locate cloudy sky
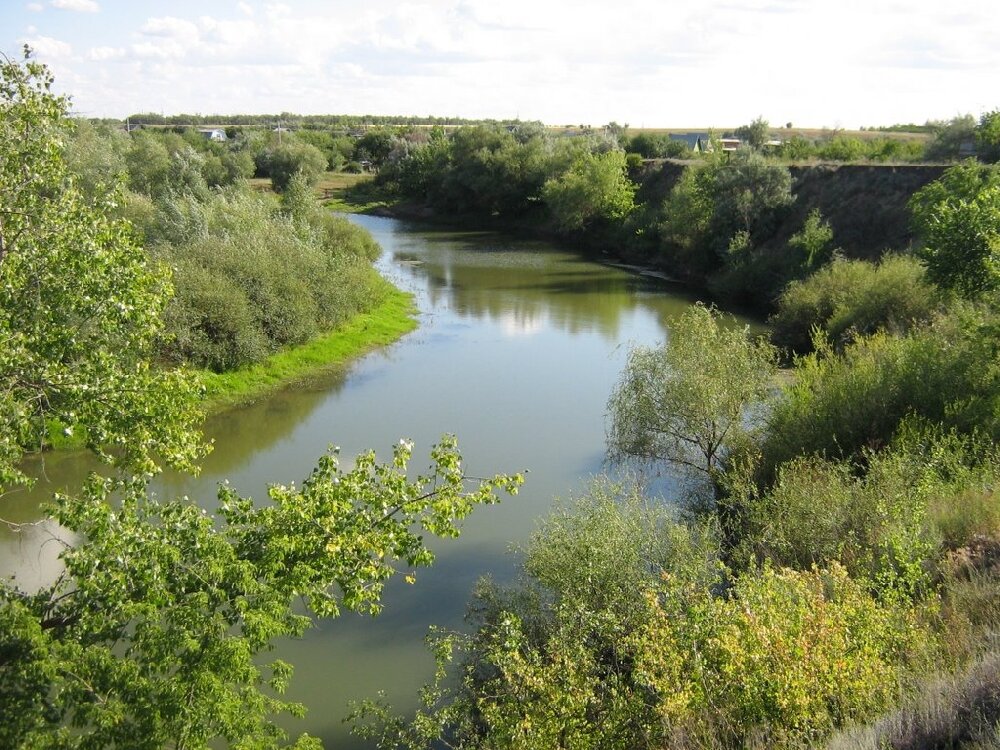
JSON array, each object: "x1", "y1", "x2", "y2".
[{"x1": 2, "y1": 0, "x2": 997, "y2": 128}]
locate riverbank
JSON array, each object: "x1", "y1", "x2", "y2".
[{"x1": 198, "y1": 285, "x2": 417, "y2": 413}]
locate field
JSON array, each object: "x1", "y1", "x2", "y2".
[{"x1": 547, "y1": 124, "x2": 931, "y2": 143}]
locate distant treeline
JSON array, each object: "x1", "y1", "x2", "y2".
[
  {"x1": 119, "y1": 112, "x2": 531, "y2": 129},
  {"x1": 362, "y1": 114, "x2": 1000, "y2": 313}
]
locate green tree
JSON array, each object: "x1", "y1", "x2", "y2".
[
  {"x1": 708, "y1": 151, "x2": 793, "y2": 255},
  {"x1": 2, "y1": 439, "x2": 521, "y2": 749},
  {"x1": 0, "y1": 49, "x2": 203, "y2": 486},
  {"x1": 925, "y1": 114, "x2": 977, "y2": 161},
  {"x1": 976, "y1": 109, "x2": 1000, "y2": 163},
  {"x1": 788, "y1": 208, "x2": 835, "y2": 269},
  {"x1": 542, "y1": 149, "x2": 636, "y2": 232},
  {"x1": 910, "y1": 161, "x2": 1000, "y2": 297},
  {"x1": 606, "y1": 304, "x2": 777, "y2": 501},
  {"x1": 125, "y1": 129, "x2": 173, "y2": 197},
  {"x1": 735, "y1": 116, "x2": 770, "y2": 150},
  {"x1": 260, "y1": 140, "x2": 327, "y2": 192}
]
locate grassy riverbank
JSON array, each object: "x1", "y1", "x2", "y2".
[{"x1": 198, "y1": 284, "x2": 416, "y2": 412}]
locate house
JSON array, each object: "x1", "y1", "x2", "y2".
[
  {"x1": 670, "y1": 134, "x2": 743, "y2": 153},
  {"x1": 669, "y1": 132, "x2": 705, "y2": 151},
  {"x1": 198, "y1": 128, "x2": 227, "y2": 142},
  {"x1": 695, "y1": 136, "x2": 742, "y2": 152}
]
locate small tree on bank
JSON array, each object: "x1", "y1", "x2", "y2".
[{"x1": 606, "y1": 304, "x2": 777, "y2": 503}]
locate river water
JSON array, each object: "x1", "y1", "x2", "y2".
[{"x1": 1, "y1": 214, "x2": 733, "y2": 747}]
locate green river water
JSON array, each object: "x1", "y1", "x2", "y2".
[{"x1": 1, "y1": 214, "x2": 747, "y2": 747}]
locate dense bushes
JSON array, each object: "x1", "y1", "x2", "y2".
[
  {"x1": 654, "y1": 152, "x2": 794, "y2": 299},
  {"x1": 136, "y1": 184, "x2": 388, "y2": 372},
  {"x1": 356, "y1": 479, "x2": 931, "y2": 750},
  {"x1": 62, "y1": 118, "x2": 392, "y2": 374},
  {"x1": 769, "y1": 255, "x2": 936, "y2": 353},
  {"x1": 255, "y1": 140, "x2": 328, "y2": 192},
  {"x1": 759, "y1": 305, "x2": 1000, "y2": 477}
]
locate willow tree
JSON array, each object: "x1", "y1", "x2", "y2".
[{"x1": 606, "y1": 304, "x2": 776, "y2": 502}]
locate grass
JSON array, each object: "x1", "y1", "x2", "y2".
[
  {"x1": 246, "y1": 171, "x2": 390, "y2": 213},
  {"x1": 198, "y1": 285, "x2": 417, "y2": 413},
  {"x1": 320, "y1": 171, "x2": 393, "y2": 214}
]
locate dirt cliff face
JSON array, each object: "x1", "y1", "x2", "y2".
[
  {"x1": 780, "y1": 164, "x2": 948, "y2": 259},
  {"x1": 637, "y1": 160, "x2": 948, "y2": 260}
]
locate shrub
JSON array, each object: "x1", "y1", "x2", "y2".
[
  {"x1": 258, "y1": 140, "x2": 328, "y2": 192},
  {"x1": 788, "y1": 208, "x2": 835, "y2": 270},
  {"x1": 729, "y1": 428, "x2": 1000, "y2": 599},
  {"x1": 153, "y1": 185, "x2": 388, "y2": 371},
  {"x1": 910, "y1": 161, "x2": 1000, "y2": 298},
  {"x1": 770, "y1": 255, "x2": 936, "y2": 354},
  {"x1": 697, "y1": 564, "x2": 924, "y2": 747},
  {"x1": 760, "y1": 306, "x2": 1000, "y2": 478},
  {"x1": 357, "y1": 479, "x2": 932, "y2": 750}
]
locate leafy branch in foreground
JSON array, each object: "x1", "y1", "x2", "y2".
[
  {"x1": 0, "y1": 437, "x2": 522, "y2": 749},
  {"x1": 0, "y1": 47, "x2": 205, "y2": 489}
]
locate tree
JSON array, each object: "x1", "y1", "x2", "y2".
[
  {"x1": 606, "y1": 304, "x2": 776, "y2": 501},
  {"x1": 735, "y1": 116, "x2": 770, "y2": 151},
  {"x1": 788, "y1": 208, "x2": 834, "y2": 269},
  {"x1": 1, "y1": 439, "x2": 522, "y2": 749},
  {"x1": 910, "y1": 160, "x2": 1000, "y2": 298},
  {"x1": 709, "y1": 151, "x2": 793, "y2": 253},
  {"x1": 260, "y1": 140, "x2": 327, "y2": 192},
  {"x1": 0, "y1": 51, "x2": 523, "y2": 747},
  {"x1": 925, "y1": 114, "x2": 977, "y2": 161},
  {"x1": 976, "y1": 109, "x2": 1000, "y2": 163},
  {"x1": 542, "y1": 150, "x2": 636, "y2": 232},
  {"x1": 0, "y1": 49, "x2": 203, "y2": 487}
]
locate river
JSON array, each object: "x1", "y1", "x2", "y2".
[{"x1": 1, "y1": 214, "x2": 734, "y2": 747}]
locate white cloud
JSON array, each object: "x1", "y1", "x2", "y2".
[
  {"x1": 140, "y1": 16, "x2": 200, "y2": 39},
  {"x1": 22, "y1": 35, "x2": 73, "y2": 59},
  {"x1": 50, "y1": 0, "x2": 99, "y2": 12},
  {"x1": 87, "y1": 46, "x2": 124, "y2": 61},
  {"x1": 30, "y1": 0, "x2": 1000, "y2": 127},
  {"x1": 132, "y1": 16, "x2": 201, "y2": 59},
  {"x1": 26, "y1": 2, "x2": 44, "y2": 11},
  {"x1": 265, "y1": 3, "x2": 291, "y2": 19}
]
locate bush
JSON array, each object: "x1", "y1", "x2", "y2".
[
  {"x1": 729, "y1": 428, "x2": 1000, "y2": 599},
  {"x1": 693, "y1": 563, "x2": 924, "y2": 748},
  {"x1": 760, "y1": 307, "x2": 1000, "y2": 479},
  {"x1": 770, "y1": 255, "x2": 937, "y2": 354},
  {"x1": 542, "y1": 149, "x2": 636, "y2": 231},
  {"x1": 357, "y1": 478, "x2": 931, "y2": 750},
  {"x1": 257, "y1": 140, "x2": 328, "y2": 192},
  {"x1": 910, "y1": 161, "x2": 1000, "y2": 298},
  {"x1": 152, "y1": 185, "x2": 388, "y2": 371}
]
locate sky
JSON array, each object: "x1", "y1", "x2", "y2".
[{"x1": 2, "y1": 0, "x2": 997, "y2": 128}]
